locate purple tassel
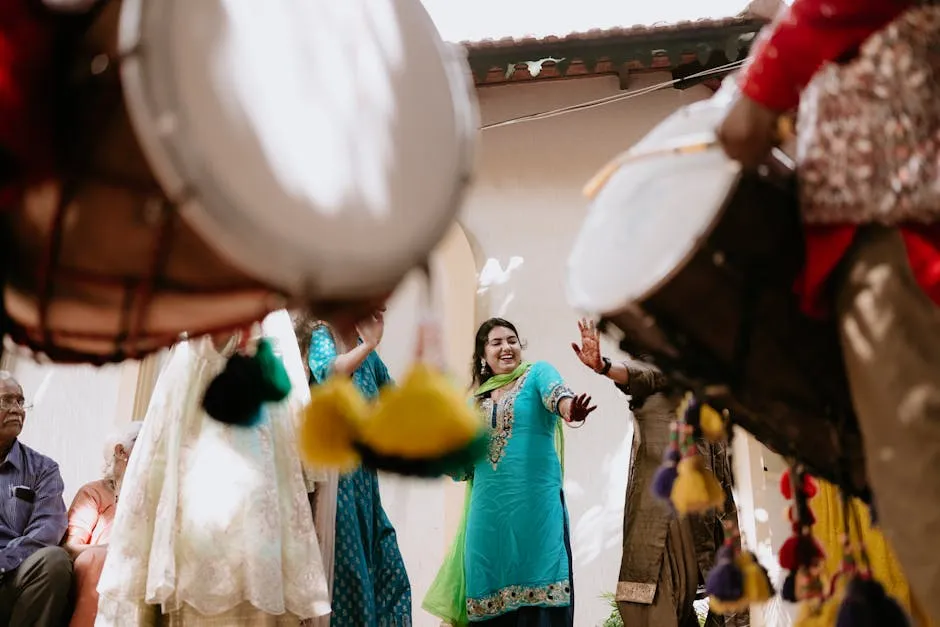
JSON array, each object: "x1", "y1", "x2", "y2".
[
  {"x1": 705, "y1": 545, "x2": 744, "y2": 601},
  {"x1": 781, "y1": 570, "x2": 798, "y2": 602},
  {"x1": 836, "y1": 577, "x2": 910, "y2": 627},
  {"x1": 650, "y1": 448, "x2": 682, "y2": 500}
]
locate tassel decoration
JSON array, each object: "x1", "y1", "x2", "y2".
[
  {"x1": 203, "y1": 335, "x2": 293, "y2": 427},
  {"x1": 297, "y1": 267, "x2": 490, "y2": 479},
  {"x1": 779, "y1": 532, "x2": 826, "y2": 572},
  {"x1": 781, "y1": 466, "x2": 819, "y2": 500},
  {"x1": 298, "y1": 376, "x2": 369, "y2": 471},
  {"x1": 835, "y1": 575, "x2": 911, "y2": 627},
  {"x1": 708, "y1": 523, "x2": 774, "y2": 614},
  {"x1": 670, "y1": 425, "x2": 725, "y2": 515},
  {"x1": 739, "y1": 550, "x2": 775, "y2": 603},
  {"x1": 706, "y1": 544, "x2": 745, "y2": 605},
  {"x1": 698, "y1": 403, "x2": 727, "y2": 442},
  {"x1": 651, "y1": 423, "x2": 682, "y2": 500}
]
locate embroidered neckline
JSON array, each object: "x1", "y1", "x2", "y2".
[
  {"x1": 467, "y1": 579, "x2": 572, "y2": 619},
  {"x1": 479, "y1": 371, "x2": 529, "y2": 469}
]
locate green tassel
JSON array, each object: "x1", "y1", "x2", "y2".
[{"x1": 202, "y1": 338, "x2": 292, "y2": 427}]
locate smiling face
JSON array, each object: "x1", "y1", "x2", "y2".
[
  {"x1": 0, "y1": 377, "x2": 26, "y2": 446},
  {"x1": 483, "y1": 325, "x2": 523, "y2": 376}
]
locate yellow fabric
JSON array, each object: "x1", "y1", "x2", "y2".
[{"x1": 811, "y1": 480, "x2": 933, "y2": 626}]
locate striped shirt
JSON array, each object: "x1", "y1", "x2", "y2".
[{"x1": 0, "y1": 440, "x2": 67, "y2": 575}]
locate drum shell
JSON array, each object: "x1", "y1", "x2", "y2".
[
  {"x1": 603, "y1": 172, "x2": 868, "y2": 498},
  {"x1": 3, "y1": 1, "x2": 280, "y2": 363}
]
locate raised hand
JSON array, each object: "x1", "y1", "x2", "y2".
[
  {"x1": 567, "y1": 393, "x2": 597, "y2": 424},
  {"x1": 571, "y1": 318, "x2": 602, "y2": 372},
  {"x1": 356, "y1": 310, "x2": 386, "y2": 349}
]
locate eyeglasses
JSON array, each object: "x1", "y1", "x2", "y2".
[{"x1": 0, "y1": 398, "x2": 32, "y2": 411}]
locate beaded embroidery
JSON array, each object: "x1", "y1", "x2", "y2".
[{"x1": 466, "y1": 579, "x2": 572, "y2": 619}]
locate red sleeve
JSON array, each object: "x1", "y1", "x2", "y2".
[
  {"x1": 0, "y1": 0, "x2": 58, "y2": 180},
  {"x1": 739, "y1": 0, "x2": 912, "y2": 111}
]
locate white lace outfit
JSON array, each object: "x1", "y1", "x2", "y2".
[{"x1": 96, "y1": 311, "x2": 331, "y2": 626}]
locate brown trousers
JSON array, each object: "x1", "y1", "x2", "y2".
[
  {"x1": 618, "y1": 516, "x2": 700, "y2": 627},
  {"x1": 836, "y1": 225, "x2": 940, "y2": 623}
]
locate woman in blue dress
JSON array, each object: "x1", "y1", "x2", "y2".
[
  {"x1": 462, "y1": 317, "x2": 596, "y2": 626},
  {"x1": 305, "y1": 308, "x2": 412, "y2": 627}
]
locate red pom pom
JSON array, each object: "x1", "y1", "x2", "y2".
[
  {"x1": 803, "y1": 474, "x2": 818, "y2": 499},
  {"x1": 780, "y1": 468, "x2": 793, "y2": 499},
  {"x1": 779, "y1": 534, "x2": 825, "y2": 571},
  {"x1": 779, "y1": 535, "x2": 799, "y2": 571},
  {"x1": 780, "y1": 468, "x2": 819, "y2": 500}
]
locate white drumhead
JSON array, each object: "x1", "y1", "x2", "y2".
[
  {"x1": 566, "y1": 97, "x2": 741, "y2": 316},
  {"x1": 119, "y1": 0, "x2": 477, "y2": 299}
]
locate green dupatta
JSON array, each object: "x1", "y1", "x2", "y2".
[{"x1": 421, "y1": 361, "x2": 566, "y2": 626}]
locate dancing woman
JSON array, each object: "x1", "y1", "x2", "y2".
[
  {"x1": 305, "y1": 308, "x2": 413, "y2": 627},
  {"x1": 427, "y1": 317, "x2": 595, "y2": 626}
]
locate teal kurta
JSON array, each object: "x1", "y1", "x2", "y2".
[
  {"x1": 308, "y1": 325, "x2": 412, "y2": 627},
  {"x1": 465, "y1": 361, "x2": 575, "y2": 621}
]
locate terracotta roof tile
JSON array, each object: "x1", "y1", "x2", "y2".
[{"x1": 462, "y1": 16, "x2": 757, "y2": 51}]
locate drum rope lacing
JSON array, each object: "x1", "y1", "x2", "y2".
[{"x1": 481, "y1": 59, "x2": 746, "y2": 131}]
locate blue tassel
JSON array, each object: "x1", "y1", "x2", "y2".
[
  {"x1": 836, "y1": 577, "x2": 910, "y2": 627},
  {"x1": 651, "y1": 448, "x2": 682, "y2": 500},
  {"x1": 781, "y1": 570, "x2": 797, "y2": 602},
  {"x1": 705, "y1": 545, "x2": 744, "y2": 601}
]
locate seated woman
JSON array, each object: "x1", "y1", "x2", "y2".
[{"x1": 64, "y1": 422, "x2": 142, "y2": 627}]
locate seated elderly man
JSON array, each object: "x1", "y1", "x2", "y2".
[{"x1": 0, "y1": 372, "x2": 71, "y2": 626}]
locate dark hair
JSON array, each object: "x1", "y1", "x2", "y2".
[
  {"x1": 290, "y1": 310, "x2": 322, "y2": 383},
  {"x1": 470, "y1": 317, "x2": 523, "y2": 388}
]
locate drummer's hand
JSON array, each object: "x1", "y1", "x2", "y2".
[
  {"x1": 565, "y1": 393, "x2": 597, "y2": 425},
  {"x1": 572, "y1": 318, "x2": 602, "y2": 372},
  {"x1": 356, "y1": 310, "x2": 385, "y2": 349},
  {"x1": 717, "y1": 94, "x2": 780, "y2": 170}
]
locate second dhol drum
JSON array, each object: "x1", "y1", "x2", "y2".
[{"x1": 567, "y1": 90, "x2": 868, "y2": 499}]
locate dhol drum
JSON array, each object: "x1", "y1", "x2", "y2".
[
  {"x1": 2, "y1": 0, "x2": 477, "y2": 364},
  {"x1": 567, "y1": 89, "x2": 868, "y2": 499}
]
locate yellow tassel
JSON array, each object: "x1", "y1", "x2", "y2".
[
  {"x1": 676, "y1": 392, "x2": 692, "y2": 421},
  {"x1": 671, "y1": 455, "x2": 723, "y2": 515},
  {"x1": 298, "y1": 377, "x2": 368, "y2": 471},
  {"x1": 699, "y1": 403, "x2": 727, "y2": 442},
  {"x1": 795, "y1": 596, "x2": 841, "y2": 627},
  {"x1": 360, "y1": 364, "x2": 482, "y2": 459},
  {"x1": 740, "y1": 552, "x2": 773, "y2": 603}
]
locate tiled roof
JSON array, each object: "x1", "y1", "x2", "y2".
[{"x1": 462, "y1": 15, "x2": 758, "y2": 51}]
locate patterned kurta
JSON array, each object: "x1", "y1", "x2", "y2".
[
  {"x1": 307, "y1": 325, "x2": 412, "y2": 627},
  {"x1": 737, "y1": 0, "x2": 940, "y2": 318},
  {"x1": 464, "y1": 361, "x2": 575, "y2": 624}
]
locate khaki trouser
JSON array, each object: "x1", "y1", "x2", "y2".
[
  {"x1": 618, "y1": 516, "x2": 700, "y2": 627},
  {"x1": 836, "y1": 225, "x2": 940, "y2": 623}
]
